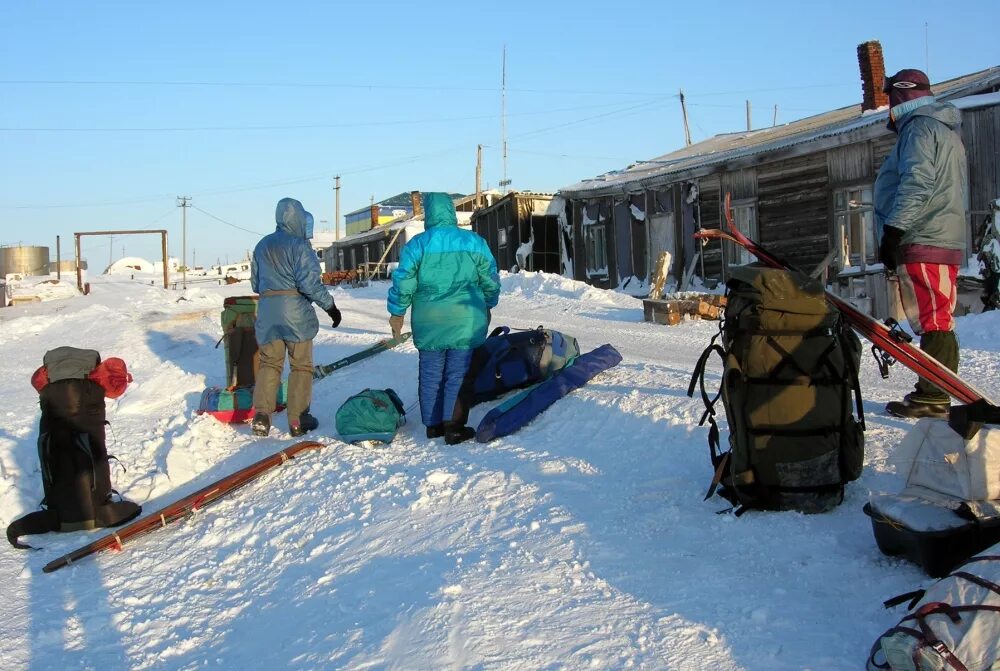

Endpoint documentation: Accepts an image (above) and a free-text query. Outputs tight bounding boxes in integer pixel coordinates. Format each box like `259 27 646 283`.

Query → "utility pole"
177 196 191 289
679 89 692 147
109 235 113 267
773 105 778 127
56 235 61 280
475 144 483 207
334 175 341 241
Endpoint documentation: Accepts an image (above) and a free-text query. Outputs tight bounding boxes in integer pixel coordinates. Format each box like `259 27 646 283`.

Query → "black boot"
426 424 445 439
444 421 475 445
886 393 949 419
290 411 319 437
252 412 271 437
913 331 959 403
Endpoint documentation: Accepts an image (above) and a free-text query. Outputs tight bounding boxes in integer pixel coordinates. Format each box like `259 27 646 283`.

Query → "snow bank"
1 273 999 669
7 278 79 304
501 270 619 304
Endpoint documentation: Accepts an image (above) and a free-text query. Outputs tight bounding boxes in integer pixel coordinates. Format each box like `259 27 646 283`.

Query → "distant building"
470 192 569 275
323 192 484 277
343 192 468 236
557 42 1000 318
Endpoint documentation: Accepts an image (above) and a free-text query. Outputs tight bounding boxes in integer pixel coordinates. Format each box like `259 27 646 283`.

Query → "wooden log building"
558 42 1000 315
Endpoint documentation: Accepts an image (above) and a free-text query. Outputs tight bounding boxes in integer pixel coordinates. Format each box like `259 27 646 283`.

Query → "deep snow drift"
1 272 998 670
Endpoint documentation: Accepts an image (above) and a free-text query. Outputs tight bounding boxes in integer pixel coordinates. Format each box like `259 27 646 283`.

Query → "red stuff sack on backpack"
88 358 133 399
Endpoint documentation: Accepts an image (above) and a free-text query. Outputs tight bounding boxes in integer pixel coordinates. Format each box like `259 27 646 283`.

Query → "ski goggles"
883 75 931 93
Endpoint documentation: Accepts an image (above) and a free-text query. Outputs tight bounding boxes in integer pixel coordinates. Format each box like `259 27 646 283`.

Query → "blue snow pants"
417 349 473 427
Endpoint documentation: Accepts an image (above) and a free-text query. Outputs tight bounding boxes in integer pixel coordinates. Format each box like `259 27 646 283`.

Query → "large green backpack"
689 265 865 514
336 388 407 444
219 296 259 388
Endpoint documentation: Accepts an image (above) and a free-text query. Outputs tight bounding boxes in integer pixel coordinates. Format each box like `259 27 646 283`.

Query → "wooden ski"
695 194 994 407
43 440 325 573
312 332 412 380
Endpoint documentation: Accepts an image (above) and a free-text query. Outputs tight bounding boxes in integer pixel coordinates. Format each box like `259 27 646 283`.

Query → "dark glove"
326 304 342 328
879 226 904 272
486 308 492 327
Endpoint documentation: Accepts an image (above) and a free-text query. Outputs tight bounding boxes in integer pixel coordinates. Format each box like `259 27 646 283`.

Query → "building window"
833 186 875 267
498 227 508 249
726 200 758 267
585 224 608 275
337 250 345 271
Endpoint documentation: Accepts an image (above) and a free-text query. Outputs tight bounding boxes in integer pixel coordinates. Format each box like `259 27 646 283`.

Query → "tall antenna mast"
500 44 510 191
924 22 930 76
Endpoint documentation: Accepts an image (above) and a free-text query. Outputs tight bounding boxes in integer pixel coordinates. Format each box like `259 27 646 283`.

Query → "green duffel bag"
335 388 407 444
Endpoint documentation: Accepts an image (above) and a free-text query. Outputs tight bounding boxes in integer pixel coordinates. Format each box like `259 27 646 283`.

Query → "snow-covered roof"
559 66 1000 198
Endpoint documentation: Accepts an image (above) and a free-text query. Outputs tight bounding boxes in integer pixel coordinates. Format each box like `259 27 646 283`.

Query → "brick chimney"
410 191 423 219
857 41 889 112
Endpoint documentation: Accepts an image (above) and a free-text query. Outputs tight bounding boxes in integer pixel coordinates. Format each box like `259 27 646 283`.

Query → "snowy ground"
1 271 998 670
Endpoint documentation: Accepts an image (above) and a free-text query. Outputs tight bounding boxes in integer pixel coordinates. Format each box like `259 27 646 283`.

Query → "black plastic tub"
864 501 1000 578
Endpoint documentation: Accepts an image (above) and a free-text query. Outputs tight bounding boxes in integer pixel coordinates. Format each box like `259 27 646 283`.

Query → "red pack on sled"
197 383 287 424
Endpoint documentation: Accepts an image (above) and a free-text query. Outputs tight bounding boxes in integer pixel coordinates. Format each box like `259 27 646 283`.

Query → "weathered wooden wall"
757 153 830 271
964 106 1000 244
697 175 723 280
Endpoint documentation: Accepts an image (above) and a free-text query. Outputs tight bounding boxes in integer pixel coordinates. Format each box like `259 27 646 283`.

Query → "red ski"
43 440 325 573
695 194 995 408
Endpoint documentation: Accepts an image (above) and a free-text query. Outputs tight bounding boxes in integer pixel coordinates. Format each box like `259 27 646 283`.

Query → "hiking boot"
252 412 271 437
290 412 319 437
444 421 476 445
426 424 445 439
885 395 949 419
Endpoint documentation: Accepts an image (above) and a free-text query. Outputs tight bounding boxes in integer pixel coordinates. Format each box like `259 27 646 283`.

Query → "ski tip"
42 559 65 574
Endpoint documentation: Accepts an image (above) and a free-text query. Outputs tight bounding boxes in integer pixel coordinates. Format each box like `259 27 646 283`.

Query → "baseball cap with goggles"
883 69 931 93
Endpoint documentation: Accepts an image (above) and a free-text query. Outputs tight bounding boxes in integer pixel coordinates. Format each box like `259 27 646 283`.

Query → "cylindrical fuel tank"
0 245 50 277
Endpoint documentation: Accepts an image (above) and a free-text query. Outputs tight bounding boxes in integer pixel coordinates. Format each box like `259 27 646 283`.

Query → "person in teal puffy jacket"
251 198 341 437
387 192 500 444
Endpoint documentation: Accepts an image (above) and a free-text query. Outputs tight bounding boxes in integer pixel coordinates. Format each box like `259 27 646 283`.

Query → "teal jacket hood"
275 198 313 239
387 193 500 351
421 192 458 229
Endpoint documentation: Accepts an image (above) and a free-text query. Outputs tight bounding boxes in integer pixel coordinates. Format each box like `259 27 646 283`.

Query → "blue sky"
2 0 997 267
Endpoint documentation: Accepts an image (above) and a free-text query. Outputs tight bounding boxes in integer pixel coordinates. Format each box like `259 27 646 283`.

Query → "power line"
0 78 662 97
683 83 851 97
191 205 264 236
0 78 852 98
0 98 670 211
506 147 634 162
0 99 663 133
511 98 674 141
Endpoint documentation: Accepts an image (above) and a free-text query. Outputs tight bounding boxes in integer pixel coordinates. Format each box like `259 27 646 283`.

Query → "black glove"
326 304 342 328
879 226 904 272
